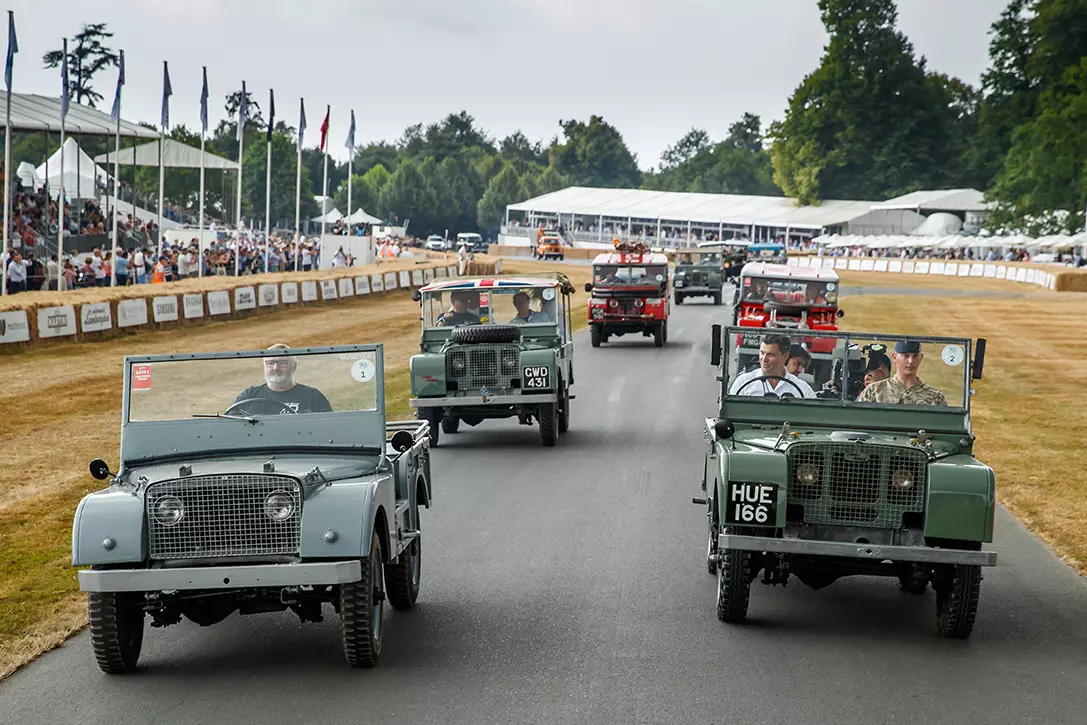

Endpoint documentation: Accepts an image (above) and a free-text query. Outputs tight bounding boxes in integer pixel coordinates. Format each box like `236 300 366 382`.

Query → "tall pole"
58 38 68 292
264 87 273 274
110 105 120 286
294 98 305 273
234 80 246 277
1 11 14 296
320 105 329 241
198 66 207 278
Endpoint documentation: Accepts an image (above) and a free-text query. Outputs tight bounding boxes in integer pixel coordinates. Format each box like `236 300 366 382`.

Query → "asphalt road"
3 297 1087 725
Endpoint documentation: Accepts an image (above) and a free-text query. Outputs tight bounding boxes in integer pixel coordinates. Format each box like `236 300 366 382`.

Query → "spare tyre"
450 324 521 344
763 300 810 315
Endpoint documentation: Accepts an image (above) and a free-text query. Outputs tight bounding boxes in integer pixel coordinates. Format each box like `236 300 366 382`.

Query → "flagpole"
57 37 67 292
234 80 246 277
197 67 207 278
264 88 273 274
294 98 303 273
2 11 13 297
320 105 329 240
109 53 122 287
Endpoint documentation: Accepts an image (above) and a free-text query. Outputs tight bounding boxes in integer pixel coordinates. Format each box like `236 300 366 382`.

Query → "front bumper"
718 534 997 567
675 285 715 294
78 560 363 592
410 392 557 408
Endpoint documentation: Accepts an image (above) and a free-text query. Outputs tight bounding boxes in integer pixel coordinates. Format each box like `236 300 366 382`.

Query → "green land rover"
697 326 996 638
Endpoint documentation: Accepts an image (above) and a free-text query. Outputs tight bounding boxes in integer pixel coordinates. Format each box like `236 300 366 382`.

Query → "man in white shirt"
91 248 106 286
729 334 816 399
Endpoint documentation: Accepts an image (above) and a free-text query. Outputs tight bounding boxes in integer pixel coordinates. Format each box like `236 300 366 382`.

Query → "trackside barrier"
785 255 1087 293
0 255 499 350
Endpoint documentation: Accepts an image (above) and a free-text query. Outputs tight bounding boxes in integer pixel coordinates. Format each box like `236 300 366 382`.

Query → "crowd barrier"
488 244 678 261
0 254 502 350
787 255 1087 293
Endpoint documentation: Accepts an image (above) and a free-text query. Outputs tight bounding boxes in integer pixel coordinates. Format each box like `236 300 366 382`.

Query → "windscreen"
741 277 838 305
592 265 668 286
724 329 968 409
677 252 722 264
127 350 380 422
423 286 559 328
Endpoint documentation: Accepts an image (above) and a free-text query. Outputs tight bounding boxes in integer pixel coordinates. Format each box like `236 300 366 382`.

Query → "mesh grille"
690 271 706 286
446 345 519 390
786 443 926 528
146 474 302 560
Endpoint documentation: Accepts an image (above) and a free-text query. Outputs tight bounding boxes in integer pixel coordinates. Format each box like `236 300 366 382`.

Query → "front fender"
520 348 557 389
924 456 996 542
300 475 395 559
410 353 446 397
72 488 147 566
717 447 788 528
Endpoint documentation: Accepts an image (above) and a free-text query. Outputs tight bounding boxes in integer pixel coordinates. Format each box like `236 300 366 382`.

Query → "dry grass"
0 258 589 679
841 293 1087 575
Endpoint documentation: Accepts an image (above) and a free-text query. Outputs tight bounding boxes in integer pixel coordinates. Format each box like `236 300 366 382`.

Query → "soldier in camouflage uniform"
857 340 948 406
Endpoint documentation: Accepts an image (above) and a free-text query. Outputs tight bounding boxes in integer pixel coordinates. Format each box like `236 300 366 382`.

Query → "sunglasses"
263 359 291 369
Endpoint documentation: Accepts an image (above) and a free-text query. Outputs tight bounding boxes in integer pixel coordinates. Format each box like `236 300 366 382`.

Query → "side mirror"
836 309 845 318
713 418 734 439
89 458 113 481
390 429 414 453
584 282 592 293
710 324 722 367
972 338 986 380
411 290 421 302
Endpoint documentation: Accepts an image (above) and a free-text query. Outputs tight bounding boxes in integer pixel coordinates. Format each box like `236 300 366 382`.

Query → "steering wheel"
225 398 297 416
735 375 807 398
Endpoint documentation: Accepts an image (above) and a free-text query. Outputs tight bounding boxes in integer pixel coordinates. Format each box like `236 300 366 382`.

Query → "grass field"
0 261 1081 679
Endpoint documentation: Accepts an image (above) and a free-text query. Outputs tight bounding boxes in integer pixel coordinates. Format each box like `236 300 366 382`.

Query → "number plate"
741 333 761 348
522 365 551 389
724 482 778 526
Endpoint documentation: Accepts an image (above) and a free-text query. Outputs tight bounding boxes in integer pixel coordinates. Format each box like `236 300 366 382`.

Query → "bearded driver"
233 343 333 414
858 340 948 406
729 335 816 398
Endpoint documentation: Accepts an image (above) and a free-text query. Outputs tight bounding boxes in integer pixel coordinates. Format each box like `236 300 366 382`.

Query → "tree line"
10 2 1087 238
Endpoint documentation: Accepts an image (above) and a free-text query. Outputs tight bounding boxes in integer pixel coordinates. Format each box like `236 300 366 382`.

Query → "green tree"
548 116 642 188
477 165 525 233
660 128 711 170
241 131 319 225
500 131 546 166
42 23 119 108
379 158 431 231
419 111 496 161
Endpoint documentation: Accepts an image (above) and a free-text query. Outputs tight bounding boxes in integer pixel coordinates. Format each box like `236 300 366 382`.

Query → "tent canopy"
0 93 160 139
870 189 990 213
346 208 382 224
94 138 239 170
311 208 343 223
35 137 111 198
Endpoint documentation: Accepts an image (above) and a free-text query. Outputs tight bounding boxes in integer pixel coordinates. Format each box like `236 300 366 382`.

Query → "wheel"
441 415 460 434
558 381 570 433
539 401 558 446
385 507 421 611
340 529 386 667
653 323 664 347
676 293 684 305
558 255 564 261
662 322 668 344
417 409 440 446
713 291 722 305
591 325 602 348
935 564 982 638
706 508 719 576
450 324 521 344
716 529 752 623
88 591 145 674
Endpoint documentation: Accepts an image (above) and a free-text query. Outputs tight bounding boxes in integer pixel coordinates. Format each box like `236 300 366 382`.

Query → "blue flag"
199 66 208 134
237 80 247 142
60 38 69 120
266 88 275 143
346 109 356 154
298 98 306 147
110 49 124 123
160 61 172 128
4 11 16 101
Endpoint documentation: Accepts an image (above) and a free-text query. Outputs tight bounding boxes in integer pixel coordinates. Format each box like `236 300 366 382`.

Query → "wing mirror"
390 429 414 453
584 282 593 293
972 338 986 380
89 458 114 481
713 418 734 439
836 309 845 318
410 289 421 302
710 323 722 367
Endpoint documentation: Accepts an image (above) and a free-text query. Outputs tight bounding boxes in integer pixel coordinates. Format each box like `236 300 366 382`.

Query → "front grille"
446 344 520 390
146 474 302 560
690 271 706 286
786 443 926 528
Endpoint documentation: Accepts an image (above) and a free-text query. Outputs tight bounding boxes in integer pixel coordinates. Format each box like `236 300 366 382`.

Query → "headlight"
500 350 518 370
154 495 185 527
796 463 820 485
450 355 467 371
609 299 619 308
634 299 644 308
264 491 297 521
890 470 914 490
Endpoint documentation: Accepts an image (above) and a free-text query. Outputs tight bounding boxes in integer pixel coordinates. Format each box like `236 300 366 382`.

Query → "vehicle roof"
740 261 839 281
590 251 671 265
421 276 563 292
748 242 785 249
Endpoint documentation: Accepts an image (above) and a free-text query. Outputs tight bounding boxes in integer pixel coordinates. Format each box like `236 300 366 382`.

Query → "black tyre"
935 564 982 639
713 291 722 305
676 293 684 305
340 529 386 667
441 414 460 434
706 508 719 576
662 322 668 344
653 323 664 347
88 591 145 674
450 324 520 344
558 380 570 433
539 401 558 446
716 527 751 623
385 508 421 611
764 300 808 315
591 325 602 348
417 409 440 446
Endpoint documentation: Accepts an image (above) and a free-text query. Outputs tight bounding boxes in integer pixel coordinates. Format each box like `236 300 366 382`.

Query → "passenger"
233 343 333 414
805 283 829 305
863 351 891 388
436 290 481 327
509 291 547 324
729 335 816 399
858 340 948 406
786 344 811 376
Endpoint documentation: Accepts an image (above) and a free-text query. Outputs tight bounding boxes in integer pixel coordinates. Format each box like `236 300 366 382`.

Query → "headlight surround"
450 354 467 372
796 462 820 485
609 299 619 308
154 495 185 527
500 350 518 370
264 490 297 521
634 299 644 308
890 469 915 490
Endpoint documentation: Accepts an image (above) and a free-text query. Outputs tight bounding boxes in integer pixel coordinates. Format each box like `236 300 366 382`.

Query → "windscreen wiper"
192 413 259 424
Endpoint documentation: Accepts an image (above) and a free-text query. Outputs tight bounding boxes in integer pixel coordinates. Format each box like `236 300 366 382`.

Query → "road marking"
607 377 626 404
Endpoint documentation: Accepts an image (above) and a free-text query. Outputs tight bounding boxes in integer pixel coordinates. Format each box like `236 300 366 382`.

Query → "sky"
10 0 1011 169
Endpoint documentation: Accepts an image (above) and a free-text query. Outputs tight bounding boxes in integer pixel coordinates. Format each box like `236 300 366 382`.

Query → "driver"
233 343 333 414
858 340 948 406
509 291 547 324
729 335 816 398
805 283 829 305
436 290 481 327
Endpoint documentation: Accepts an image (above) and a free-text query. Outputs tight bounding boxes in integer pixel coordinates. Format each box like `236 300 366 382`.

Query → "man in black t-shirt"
232 343 333 415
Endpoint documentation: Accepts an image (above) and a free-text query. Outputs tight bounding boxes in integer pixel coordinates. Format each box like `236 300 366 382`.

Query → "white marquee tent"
35 136 111 199
345 208 383 225
93 138 239 170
